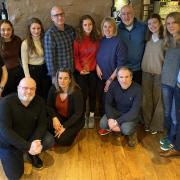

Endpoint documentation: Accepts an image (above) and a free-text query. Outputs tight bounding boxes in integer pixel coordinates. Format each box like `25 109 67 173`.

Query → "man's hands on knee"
108 119 121 132
29 140 42 155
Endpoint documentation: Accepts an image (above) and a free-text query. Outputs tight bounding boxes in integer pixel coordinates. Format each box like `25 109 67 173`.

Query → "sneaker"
160 136 169 145
88 116 95 128
29 155 43 169
128 132 138 147
84 116 88 129
98 129 111 136
160 142 174 151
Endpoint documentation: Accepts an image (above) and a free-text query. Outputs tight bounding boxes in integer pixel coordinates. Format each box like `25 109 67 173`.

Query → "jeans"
0 131 54 180
162 84 175 130
99 115 137 135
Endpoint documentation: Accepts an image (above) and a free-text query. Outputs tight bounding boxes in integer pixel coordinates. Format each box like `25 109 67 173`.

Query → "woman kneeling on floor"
47 68 84 146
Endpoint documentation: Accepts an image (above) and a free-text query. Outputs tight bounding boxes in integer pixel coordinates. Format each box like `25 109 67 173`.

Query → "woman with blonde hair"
160 12 180 153
96 16 127 115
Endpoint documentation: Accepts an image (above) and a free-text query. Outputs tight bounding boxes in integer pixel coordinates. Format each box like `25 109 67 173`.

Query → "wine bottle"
1 2 8 20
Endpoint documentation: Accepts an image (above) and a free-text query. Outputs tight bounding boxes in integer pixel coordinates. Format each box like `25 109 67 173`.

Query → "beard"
18 93 35 103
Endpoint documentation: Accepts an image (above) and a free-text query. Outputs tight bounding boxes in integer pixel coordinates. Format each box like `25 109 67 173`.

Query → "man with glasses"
44 6 75 80
0 77 54 180
98 67 142 147
118 4 147 84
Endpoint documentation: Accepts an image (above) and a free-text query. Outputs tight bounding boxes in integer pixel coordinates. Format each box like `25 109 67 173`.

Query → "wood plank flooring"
0 124 180 180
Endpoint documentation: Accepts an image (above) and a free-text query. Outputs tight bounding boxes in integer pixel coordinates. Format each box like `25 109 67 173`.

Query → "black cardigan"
47 86 84 129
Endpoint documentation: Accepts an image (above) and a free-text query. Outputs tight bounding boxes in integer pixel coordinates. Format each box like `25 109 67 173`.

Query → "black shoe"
29 155 43 169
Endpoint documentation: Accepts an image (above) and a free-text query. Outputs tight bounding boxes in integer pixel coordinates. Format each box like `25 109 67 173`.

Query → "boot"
128 131 138 147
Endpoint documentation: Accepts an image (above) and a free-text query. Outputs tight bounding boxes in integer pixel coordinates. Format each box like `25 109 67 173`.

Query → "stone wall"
6 0 143 39
6 0 112 38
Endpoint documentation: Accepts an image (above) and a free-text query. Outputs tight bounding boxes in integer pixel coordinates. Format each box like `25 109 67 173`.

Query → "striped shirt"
44 24 75 77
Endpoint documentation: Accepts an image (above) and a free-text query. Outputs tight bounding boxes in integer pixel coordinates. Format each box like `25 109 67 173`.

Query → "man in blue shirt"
44 6 74 80
98 66 142 147
118 4 147 84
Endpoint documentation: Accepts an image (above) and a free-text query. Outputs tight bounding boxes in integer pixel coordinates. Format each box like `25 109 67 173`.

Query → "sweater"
0 94 47 152
105 80 142 124
118 19 147 71
141 39 164 75
161 41 180 87
47 86 84 129
21 38 44 77
1 35 21 69
96 36 127 80
73 36 99 72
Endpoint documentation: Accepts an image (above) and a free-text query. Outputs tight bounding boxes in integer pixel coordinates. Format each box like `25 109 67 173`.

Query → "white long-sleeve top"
21 37 44 77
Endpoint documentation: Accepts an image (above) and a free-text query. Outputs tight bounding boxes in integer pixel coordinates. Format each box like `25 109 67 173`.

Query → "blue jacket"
96 36 127 80
118 18 147 71
105 80 142 124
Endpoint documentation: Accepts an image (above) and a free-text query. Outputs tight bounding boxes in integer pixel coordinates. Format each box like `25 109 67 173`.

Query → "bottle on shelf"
1 2 8 20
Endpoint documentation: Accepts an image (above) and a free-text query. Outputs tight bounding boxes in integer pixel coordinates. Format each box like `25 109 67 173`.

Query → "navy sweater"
96 36 127 80
105 80 142 124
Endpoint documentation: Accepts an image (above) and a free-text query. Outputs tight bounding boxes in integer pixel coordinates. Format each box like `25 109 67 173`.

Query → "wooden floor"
0 124 180 180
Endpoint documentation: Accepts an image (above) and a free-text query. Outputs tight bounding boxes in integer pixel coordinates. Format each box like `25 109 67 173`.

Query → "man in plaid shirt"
44 6 75 79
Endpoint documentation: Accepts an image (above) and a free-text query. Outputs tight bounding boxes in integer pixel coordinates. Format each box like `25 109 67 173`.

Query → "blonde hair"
101 17 117 37
164 12 180 49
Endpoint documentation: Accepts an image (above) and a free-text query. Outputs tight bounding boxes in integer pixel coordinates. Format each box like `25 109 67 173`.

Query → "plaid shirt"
44 24 75 77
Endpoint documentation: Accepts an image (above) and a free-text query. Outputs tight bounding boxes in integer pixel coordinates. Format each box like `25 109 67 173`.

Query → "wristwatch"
0 85 4 91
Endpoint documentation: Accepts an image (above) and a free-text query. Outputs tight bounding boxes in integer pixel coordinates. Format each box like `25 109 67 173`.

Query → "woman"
0 56 7 97
96 16 127 115
0 20 23 96
47 68 84 146
21 17 50 100
73 15 99 128
141 14 164 134
160 12 180 151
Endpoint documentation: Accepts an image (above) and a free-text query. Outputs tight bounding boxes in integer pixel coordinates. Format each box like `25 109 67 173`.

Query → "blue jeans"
100 115 137 135
0 132 54 180
162 84 175 130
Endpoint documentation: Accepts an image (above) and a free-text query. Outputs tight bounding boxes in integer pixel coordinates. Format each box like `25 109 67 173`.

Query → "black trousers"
2 65 24 96
0 132 54 180
74 71 97 113
28 64 51 101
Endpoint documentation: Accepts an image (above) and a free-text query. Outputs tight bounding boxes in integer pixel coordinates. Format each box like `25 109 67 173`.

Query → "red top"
55 95 68 118
73 35 99 72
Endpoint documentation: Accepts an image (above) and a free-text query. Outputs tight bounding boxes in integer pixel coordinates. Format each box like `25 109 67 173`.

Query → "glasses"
52 13 65 18
19 86 36 91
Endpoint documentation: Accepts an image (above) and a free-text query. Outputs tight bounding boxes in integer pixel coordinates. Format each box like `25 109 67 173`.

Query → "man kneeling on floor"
0 77 54 180
98 66 142 147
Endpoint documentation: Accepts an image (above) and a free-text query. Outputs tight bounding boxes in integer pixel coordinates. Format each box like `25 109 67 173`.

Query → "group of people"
0 3 179 180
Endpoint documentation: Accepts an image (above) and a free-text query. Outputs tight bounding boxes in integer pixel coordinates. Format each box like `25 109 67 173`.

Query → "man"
44 6 74 79
118 4 147 84
0 77 54 180
98 67 142 147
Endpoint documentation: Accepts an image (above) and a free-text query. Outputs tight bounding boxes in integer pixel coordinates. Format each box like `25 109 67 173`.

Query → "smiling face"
30 23 42 38
102 21 114 38
148 18 161 34
120 5 134 27
166 16 180 37
18 78 36 104
58 72 71 91
82 19 93 35
0 22 13 41
51 6 65 28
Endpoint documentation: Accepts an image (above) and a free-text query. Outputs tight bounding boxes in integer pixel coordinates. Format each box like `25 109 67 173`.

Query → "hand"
80 70 90 75
53 117 62 131
108 119 120 132
54 127 65 138
104 79 112 92
96 65 103 80
28 140 42 155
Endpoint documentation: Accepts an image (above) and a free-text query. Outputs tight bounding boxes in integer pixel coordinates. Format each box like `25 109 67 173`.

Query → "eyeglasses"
52 13 65 18
19 86 36 91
